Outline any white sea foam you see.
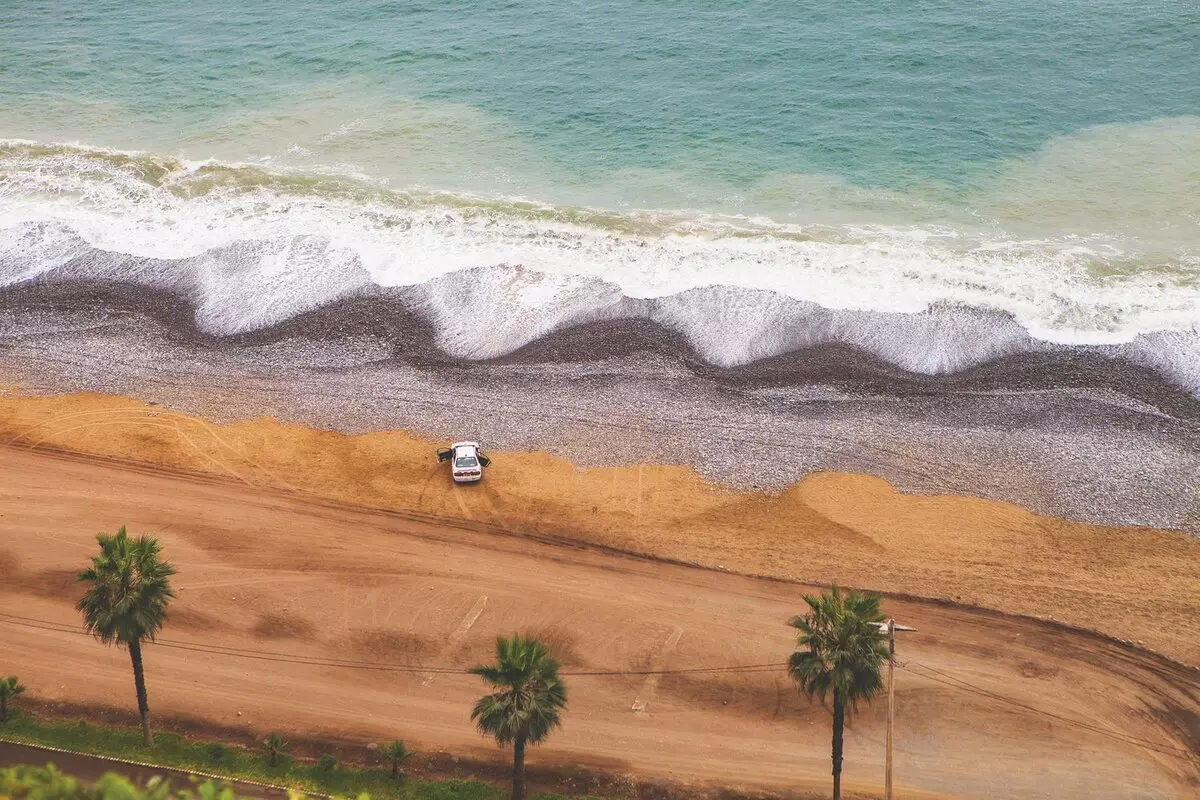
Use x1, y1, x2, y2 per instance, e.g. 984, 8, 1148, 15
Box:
1117, 331, 1200, 400
406, 265, 632, 359
1, 136, 1198, 393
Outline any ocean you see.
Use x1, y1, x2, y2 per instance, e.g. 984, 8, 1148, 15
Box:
1, 0, 1198, 529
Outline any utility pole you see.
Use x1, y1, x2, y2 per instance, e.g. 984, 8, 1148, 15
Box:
873, 618, 916, 800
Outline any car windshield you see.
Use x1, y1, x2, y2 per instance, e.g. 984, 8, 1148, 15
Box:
455, 456, 478, 468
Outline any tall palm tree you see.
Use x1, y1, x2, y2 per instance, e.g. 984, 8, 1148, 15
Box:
0, 676, 25, 723
788, 585, 888, 800
469, 635, 567, 800
76, 527, 176, 747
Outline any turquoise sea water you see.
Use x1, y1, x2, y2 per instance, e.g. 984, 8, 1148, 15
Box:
5, 0, 1198, 187
1, 0, 1198, 368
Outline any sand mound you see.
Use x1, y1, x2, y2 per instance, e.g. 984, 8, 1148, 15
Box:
1, 390, 1196, 663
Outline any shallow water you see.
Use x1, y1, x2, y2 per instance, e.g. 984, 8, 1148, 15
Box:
2, 1, 1197, 351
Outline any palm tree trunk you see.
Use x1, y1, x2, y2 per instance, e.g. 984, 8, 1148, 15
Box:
831, 688, 845, 800
129, 638, 153, 746
512, 737, 526, 800
1, 696, 7, 723
391, 758, 399, 780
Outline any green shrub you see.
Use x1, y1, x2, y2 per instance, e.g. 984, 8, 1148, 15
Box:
317, 753, 338, 773
0, 764, 239, 800
206, 743, 228, 764
260, 732, 289, 768
0, 715, 598, 800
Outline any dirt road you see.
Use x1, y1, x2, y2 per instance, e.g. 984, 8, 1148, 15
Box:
1, 446, 1197, 799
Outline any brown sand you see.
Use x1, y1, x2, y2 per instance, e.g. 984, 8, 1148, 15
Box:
1, 391, 1196, 665
1, 440, 1198, 799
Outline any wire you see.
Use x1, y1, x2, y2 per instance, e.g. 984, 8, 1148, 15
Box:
899, 660, 1198, 762
3, 611, 1196, 763
0, 612, 785, 678
564, 664, 786, 677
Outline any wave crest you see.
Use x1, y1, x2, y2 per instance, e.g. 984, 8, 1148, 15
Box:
2, 222, 1198, 400
2, 138, 1198, 397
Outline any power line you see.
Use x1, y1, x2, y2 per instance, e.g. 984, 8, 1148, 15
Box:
898, 660, 1197, 762
5, 610, 1198, 768
0, 612, 785, 678
4, 610, 1196, 764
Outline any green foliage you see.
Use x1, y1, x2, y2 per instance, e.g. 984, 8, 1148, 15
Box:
469, 635, 567, 748
0, 675, 26, 699
380, 740, 408, 762
0, 714, 572, 800
76, 528, 176, 746
205, 743, 228, 764
259, 732, 289, 768
413, 779, 504, 800
787, 585, 887, 711
1, 675, 26, 722
0, 763, 83, 800
471, 635, 567, 800
788, 585, 887, 800
317, 753, 338, 773
380, 740, 410, 780
0, 764, 236, 800
75, 528, 176, 647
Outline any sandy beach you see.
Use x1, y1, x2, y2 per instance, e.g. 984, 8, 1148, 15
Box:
2, 394, 1199, 799
3, 280, 1198, 541
4, 5, 1200, 798
3, 391, 1197, 665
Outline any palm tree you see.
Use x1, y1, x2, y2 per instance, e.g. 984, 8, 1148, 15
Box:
261, 732, 289, 767
788, 585, 888, 800
381, 740, 410, 780
76, 527, 176, 747
0, 676, 25, 723
469, 635, 567, 800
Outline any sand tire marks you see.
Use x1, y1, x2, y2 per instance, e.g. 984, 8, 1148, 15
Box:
422, 594, 488, 686
632, 626, 683, 714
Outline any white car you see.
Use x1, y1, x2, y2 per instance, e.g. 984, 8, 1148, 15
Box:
437, 441, 491, 483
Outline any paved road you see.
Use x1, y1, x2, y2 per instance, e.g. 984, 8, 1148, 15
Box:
0, 741, 290, 798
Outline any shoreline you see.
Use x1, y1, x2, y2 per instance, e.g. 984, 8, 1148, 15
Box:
3, 390, 1197, 666
5, 279, 1200, 414
3, 288, 1199, 538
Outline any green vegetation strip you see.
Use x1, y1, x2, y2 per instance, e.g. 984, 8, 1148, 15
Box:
0, 734, 306, 797
0, 712, 590, 800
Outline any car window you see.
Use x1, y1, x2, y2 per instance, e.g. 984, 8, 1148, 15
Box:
455, 456, 479, 468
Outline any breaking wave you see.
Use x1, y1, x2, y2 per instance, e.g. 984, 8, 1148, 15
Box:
1, 140, 1198, 397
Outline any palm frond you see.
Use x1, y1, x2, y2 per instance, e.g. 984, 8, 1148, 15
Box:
469, 634, 568, 748
76, 527, 176, 647
787, 585, 887, 712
